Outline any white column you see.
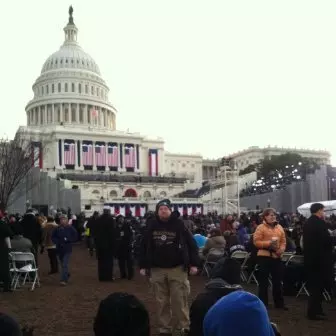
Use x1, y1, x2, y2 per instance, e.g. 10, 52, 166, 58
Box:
121, 143, 126, 172
52, 104, 55, 123
60, 103, 63, 122
105, 144, 109, 171
79, 140, 83, 169
104, 109, 107, 128
61, 139, 65, 168
44, 105, 48, 124
69, 103, 71, 123
75, 141, 79, 169
54, 140, 60, 168
118, 143, 121, 171
83, 104, 87, 124
76, 103, 80, 123
38, 106, 42, 125
93, 142, 97, 171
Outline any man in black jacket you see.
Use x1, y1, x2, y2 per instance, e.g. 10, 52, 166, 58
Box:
139, 199, 200, 336
303, 203, 333, 320
20, 209, 42, 266
91, 207, 116, 282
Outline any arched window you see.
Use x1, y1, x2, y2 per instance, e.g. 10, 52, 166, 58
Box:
159, 191, 167, 198
109, 190, 118, 198
124, 188, 137, 197
143, 191, 152, 198
92, 190, 100, 198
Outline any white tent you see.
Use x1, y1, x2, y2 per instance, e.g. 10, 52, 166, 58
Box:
297, 200, 336, 217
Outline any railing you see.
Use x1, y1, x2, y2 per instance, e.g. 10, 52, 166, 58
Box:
84, 197, 203, 203
57, 173, 187, 184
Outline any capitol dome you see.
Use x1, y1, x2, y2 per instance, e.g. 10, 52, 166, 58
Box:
41, 44, 101, 76
25, 6, 117, 131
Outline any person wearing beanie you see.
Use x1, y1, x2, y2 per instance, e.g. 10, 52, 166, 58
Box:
93, 292, 150, 336
51, 215, 78, 285
189, 257, 242, 336
203, 291, 276, 336
139, 198, 200, 336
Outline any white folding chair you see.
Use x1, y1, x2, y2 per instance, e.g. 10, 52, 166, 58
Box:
9, 252, 40, 291
202, 248, 225, 278
231, 251, 250, 282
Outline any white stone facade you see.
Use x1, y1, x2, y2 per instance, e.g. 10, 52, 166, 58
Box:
224, 146, 331, 170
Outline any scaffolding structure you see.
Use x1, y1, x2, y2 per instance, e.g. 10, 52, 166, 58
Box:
205, 159, 240, 215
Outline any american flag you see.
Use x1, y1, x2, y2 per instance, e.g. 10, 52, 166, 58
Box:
82, 144, 93, 166
125, 146, 135, 168
107, 145, 118, 167
91, 108, 98, 117
95, 144, 106, 167
64, 143, 75, 165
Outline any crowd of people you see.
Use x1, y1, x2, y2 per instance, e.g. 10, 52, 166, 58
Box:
0, 201, 336, 335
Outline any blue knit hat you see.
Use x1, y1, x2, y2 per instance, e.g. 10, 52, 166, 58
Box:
204, 291, 275, 336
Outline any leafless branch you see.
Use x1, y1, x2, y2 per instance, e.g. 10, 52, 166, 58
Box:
0, 132, 50, 210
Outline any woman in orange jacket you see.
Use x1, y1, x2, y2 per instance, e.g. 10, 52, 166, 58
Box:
253, 208, 287, 310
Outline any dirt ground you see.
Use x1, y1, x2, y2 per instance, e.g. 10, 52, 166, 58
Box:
1, 244, 335, 336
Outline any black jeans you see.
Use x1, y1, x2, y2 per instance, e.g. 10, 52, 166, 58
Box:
257, 256, 284, 308
96, 249, 114, 281
0, 251, 11, 291
47, 248, 58, 273
306, 271, 324, 317
118, 252, 134, 279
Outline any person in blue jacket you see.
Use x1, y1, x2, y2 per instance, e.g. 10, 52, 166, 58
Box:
193, 228, 207, 249
52, 214, 77, 285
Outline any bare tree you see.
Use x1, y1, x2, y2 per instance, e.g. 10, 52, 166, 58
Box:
0, 132, 48, 211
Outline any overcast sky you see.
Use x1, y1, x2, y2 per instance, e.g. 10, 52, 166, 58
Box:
1, 0, 336, 163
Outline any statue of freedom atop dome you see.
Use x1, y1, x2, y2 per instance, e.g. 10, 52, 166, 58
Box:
68, 5, 74, 24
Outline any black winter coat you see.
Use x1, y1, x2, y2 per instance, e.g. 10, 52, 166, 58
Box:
303, 215, 333, 284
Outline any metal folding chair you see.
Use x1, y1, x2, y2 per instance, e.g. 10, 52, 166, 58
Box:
202, 248, 225, 278
9, 252, 40, 291
231, 251, 250, 282
281, 252, 295, 265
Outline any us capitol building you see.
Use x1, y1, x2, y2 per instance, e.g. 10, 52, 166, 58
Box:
18, 7, 204, 215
